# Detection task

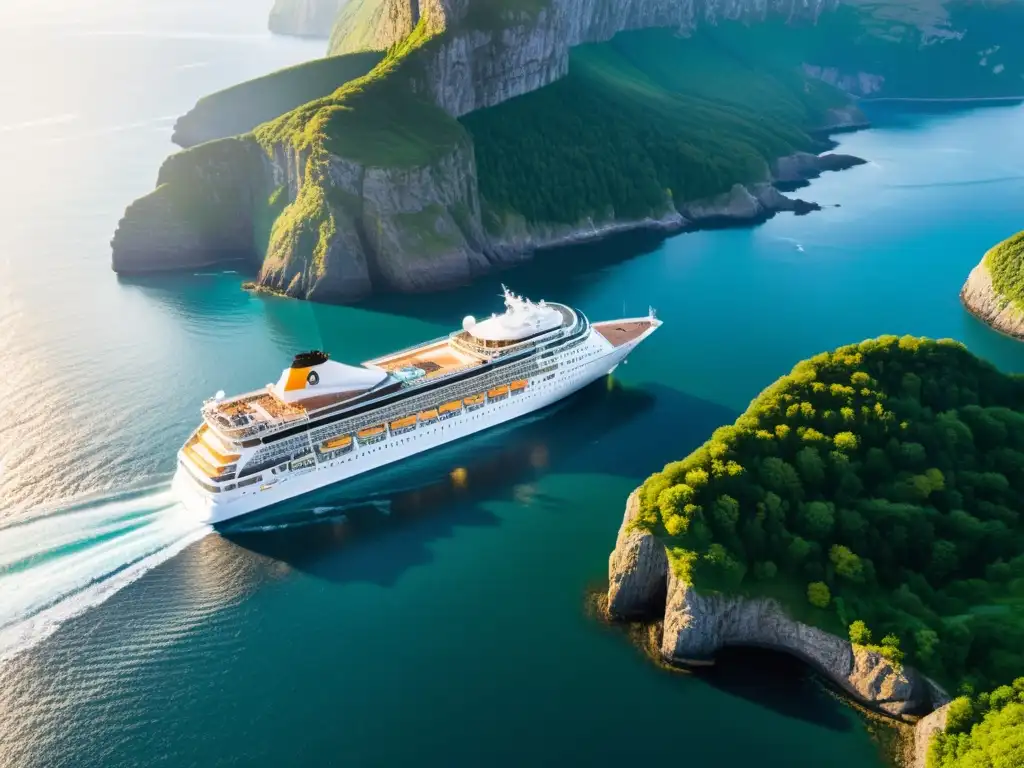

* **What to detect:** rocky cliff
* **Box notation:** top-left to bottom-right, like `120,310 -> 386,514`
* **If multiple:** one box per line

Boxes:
607,489 -> 938,719
253,137 -> 494,301
332,0 -> 840,117
269,0 -> 347,38
112,0 -> 863,300
961,243 -> 1024,340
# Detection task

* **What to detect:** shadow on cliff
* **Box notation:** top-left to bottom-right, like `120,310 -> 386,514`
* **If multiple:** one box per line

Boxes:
691,646 -> 858,733
221,379 -> 736,588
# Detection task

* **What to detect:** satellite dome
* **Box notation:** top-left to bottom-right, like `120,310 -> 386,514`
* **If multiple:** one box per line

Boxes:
462,315 -> 476,332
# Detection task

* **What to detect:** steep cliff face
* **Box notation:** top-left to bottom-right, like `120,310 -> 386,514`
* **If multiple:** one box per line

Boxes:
607,487 -> 937,719
111,139 -> 271,274
961,260 -> 1024,340
269,0 -> 348,38
251,136 -> 493,301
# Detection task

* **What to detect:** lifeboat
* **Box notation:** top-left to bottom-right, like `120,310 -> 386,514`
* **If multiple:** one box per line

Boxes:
464,393 -> 485,410
487,384 -> 509,400
439,400 -> 462,420
390,415 -> 417,434
510,379 -> 528,394
418,408 -> 439,423
357,425 -> 387,443
321,434 -> 353,452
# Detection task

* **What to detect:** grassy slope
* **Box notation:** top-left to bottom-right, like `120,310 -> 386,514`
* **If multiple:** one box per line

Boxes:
985,231 -> 1024,312
257,19 -> 465,168
174,52 -> 383,146
462,25 -> 846,226
634,336 -> 1024,693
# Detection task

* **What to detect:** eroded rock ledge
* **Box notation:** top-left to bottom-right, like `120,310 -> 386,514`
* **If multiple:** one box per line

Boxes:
607,488 -> 941,721
960,260 -> 1024,340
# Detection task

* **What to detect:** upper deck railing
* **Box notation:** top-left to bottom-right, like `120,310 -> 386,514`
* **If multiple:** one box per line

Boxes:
449,304 -> 578,359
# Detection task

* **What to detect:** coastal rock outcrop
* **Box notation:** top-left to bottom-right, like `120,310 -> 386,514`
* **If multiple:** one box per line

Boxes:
679,183 -> 821,226
772,151 -> 868,189
607,487 -> 935,718
269,0 -> 347,38
961,259 -> 1024,340
607,490 -> 669,619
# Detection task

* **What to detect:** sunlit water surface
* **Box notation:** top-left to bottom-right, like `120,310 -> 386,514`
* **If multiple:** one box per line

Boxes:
1,1 -> 1023,765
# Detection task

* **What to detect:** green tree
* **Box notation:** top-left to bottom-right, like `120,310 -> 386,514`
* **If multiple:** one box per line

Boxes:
849,620 -> 872,645
807,581 -> 831,609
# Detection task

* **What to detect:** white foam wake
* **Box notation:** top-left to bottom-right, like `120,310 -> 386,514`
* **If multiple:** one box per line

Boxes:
0,486 -> 210,666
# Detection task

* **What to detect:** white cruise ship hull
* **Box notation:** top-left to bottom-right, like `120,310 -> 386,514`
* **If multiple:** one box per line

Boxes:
173,326 -> 652,525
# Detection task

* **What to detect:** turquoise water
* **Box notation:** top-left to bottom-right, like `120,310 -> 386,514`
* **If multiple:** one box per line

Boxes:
2,1 -> 1024,765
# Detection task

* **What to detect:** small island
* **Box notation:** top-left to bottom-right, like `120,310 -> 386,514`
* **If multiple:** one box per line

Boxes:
961,231 -> 1024,340
606,336 -> 1024,766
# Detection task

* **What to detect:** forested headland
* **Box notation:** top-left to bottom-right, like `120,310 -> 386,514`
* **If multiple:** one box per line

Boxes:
633,337 -> 1024,700
984,230 -> 1024,313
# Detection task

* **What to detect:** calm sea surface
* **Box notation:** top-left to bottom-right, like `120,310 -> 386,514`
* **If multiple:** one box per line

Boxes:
1,2 -> 1023,766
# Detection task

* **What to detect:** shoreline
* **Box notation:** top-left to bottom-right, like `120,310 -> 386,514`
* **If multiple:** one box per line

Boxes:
859,95 -> 1024,104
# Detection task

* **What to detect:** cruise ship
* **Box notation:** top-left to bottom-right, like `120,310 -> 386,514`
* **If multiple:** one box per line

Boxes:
172,288 -> 661,524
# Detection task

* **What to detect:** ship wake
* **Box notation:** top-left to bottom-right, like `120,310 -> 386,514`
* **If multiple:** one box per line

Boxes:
0,485 -> 210,665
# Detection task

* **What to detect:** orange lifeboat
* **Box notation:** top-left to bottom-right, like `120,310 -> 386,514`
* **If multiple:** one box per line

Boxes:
487,384 -> 509,399
321,434 -> 353,451
510,379 -> 528,393
389,415 -> 417,432
439,400 -> 462,414
357,425 -> 386,443
418,408 -> 439,423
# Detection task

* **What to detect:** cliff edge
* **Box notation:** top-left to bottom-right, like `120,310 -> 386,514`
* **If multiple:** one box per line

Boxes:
961,232 -> 1024,340
608,489 -> 937,719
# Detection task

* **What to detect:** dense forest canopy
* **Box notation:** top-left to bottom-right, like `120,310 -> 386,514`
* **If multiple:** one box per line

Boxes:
984,230 -> 1024,311
462,25 -> 845,227
929,678 -> 1024,768
634,337 -> 1024,693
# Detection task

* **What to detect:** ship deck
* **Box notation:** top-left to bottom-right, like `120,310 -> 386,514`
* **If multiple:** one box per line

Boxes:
593,319 -> 656,347
366,339 -> 482,380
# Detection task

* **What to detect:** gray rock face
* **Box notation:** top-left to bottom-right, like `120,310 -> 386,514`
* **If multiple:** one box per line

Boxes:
607,490 -> 669,619
961,260 -> 1024,339
254,137 -> 493,301
912,703 -> 950,768
608,487 -> 932,718
269,0 -> 347,38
